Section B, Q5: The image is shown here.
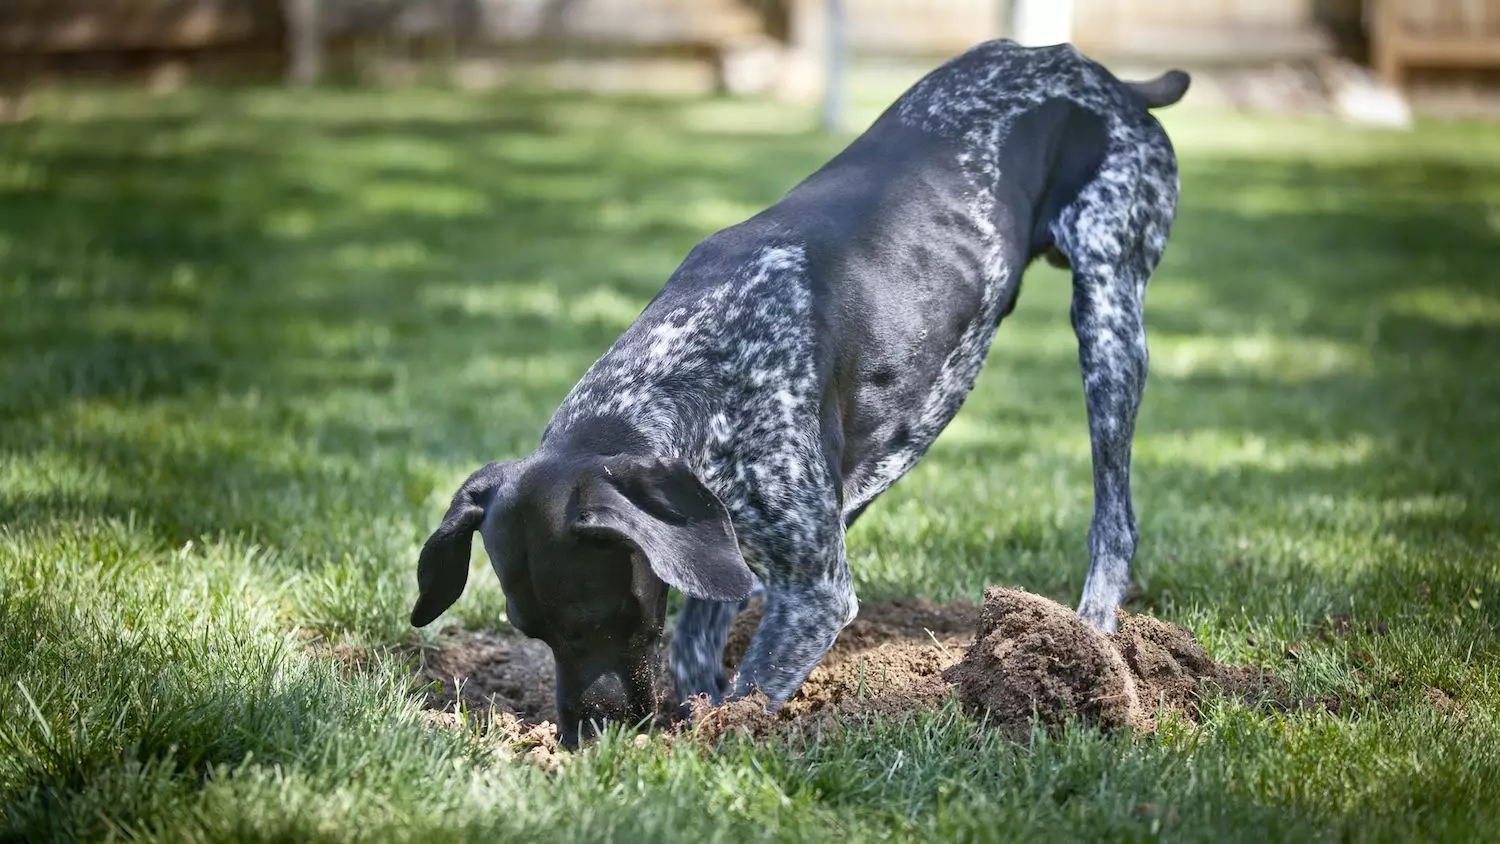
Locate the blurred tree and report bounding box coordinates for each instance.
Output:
[284,0,324,84]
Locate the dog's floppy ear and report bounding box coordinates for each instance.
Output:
[571,456,754,602]
[411,461,515,627]
[1126,69,1191,109]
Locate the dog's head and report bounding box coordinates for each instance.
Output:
[409,454,754,749]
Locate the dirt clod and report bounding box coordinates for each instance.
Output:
[944,587,1144,734]
[945,588,1285,734]
[1424,686,1466,720]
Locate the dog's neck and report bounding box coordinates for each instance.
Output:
[541,413,665,460]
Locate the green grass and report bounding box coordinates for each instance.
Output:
[1,82,1498,842]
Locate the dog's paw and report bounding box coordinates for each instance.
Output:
[1076,601,1121,634]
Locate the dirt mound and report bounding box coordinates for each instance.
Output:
[417,706,566,771]
[410,597,980,750]
[941,588,1280,736]
[721,595,977,671]
[942,588,1145,735]
[681,595,977,742]
[399,588,1283,756]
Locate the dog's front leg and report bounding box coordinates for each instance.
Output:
[670,576,764,708]
[670,598,742,704]
[729,537,856,707]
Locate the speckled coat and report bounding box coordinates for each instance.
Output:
[541,39,1185,707]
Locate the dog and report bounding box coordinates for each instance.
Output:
[410,39,1190,749]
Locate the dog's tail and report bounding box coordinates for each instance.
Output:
[1125,69,1191,109]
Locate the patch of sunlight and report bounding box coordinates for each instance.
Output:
[546,98,657,133]
[263,208,320,240]
[990,321,1080,361]
[326,137,460,175]
[0,449,109,500]
[0,159,40,190]
[330,240,432,272]
[485,133,598,166]
[1377,492,1470,520]
[926,414,1003,449]
[85,305,195,342]
[1152,333,1371,382]
[305,320,394,355]
[1203,184,1346,217]
[1156,110,1500,167]
[423,282,642,329]
[1386,287,1500,329]
[672,99,816,136]
[502,171,607,203]
[598,194,759,234]
[453,353,594,391]
[236,89,481,124]
[1137,430,1379,473]
[354,181,487,218]
[1139,282,1215,313]
[680,195,762,230]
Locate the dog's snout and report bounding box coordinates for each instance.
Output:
[580,670,627,714]
[558,662,652,750]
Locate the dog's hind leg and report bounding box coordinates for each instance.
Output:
[1051,131,1178,633]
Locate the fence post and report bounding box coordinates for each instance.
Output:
[1011,0,1073,46]
[822,0,848,132]
[283,0,324,86]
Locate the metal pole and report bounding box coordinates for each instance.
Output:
[822,0,846,133]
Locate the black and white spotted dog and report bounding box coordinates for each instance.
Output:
[410,40,1190,748]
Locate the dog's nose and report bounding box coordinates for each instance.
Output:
[580,671,627,714]
[559,670,632,748]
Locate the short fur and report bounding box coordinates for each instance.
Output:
[411,39,1189,748]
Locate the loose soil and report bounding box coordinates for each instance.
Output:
[405,587,1287,761]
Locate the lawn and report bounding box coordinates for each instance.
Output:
[1,79,1498,842]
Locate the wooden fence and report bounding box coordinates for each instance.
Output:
[1371,0,1500,86]
[1071,0,1365,62]
[3,0,1500,97]
[0,0,279,52]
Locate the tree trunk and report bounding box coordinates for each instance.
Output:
[283,0,323,86]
